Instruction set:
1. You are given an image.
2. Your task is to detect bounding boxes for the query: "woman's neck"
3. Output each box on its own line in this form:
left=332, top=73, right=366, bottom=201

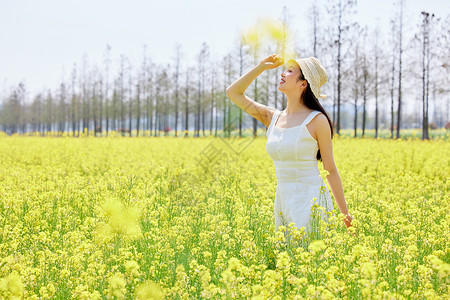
left=283, top=93, right=309, bottom=115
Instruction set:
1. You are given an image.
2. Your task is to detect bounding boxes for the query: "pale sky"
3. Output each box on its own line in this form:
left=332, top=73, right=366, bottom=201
left=0, top=0, right=449, bottom=95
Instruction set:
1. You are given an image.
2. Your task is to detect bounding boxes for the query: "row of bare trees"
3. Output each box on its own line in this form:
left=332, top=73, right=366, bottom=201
left=1, top=0, right=449, bottom=139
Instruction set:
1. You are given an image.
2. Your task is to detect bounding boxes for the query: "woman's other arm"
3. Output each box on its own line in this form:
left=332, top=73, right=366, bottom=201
left=315, top=114, right=353, bottom=228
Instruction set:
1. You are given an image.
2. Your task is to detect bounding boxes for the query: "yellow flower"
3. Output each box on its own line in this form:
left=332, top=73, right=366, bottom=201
left=260, top=18, right=286, bottom=42
left=241, top=17, right=296, bottom=59
left=107, top=273, right=126, bottom=299
left=320, top=169, right=330, bottom=179
left=298, top=277, right=308, bottom=285
left=276, top=251, right=290, bottom=271
left=203, top=251, right=212, bottom=259
left=351, top=244, right=363, bottom=257
left=305, top=284, right=317, bottom=297
left=227, top=257, right=241, bottom=271
left=136, top=280, right=164, bottom=300
left=324, top=266, right=339, bottom=280
left=361, top=262, right=377, bottom=280
left=274, top=230, right=286, bottom=243
left=300, top=252, right=311, bottom=263
left=242, top=27, right=261, bottom=50
left=124, top=260, right=140, bottom=277
left=309, top=240, right=327, bottom=255
left=95, top=199, right=142, bottom=243
left=406, top=244, right=419, bottom=257
left=0, top=271, right=24, bottom=298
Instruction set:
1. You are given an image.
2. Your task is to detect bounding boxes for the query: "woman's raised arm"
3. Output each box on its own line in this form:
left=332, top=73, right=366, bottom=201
left=226, top=54, right=284, bottom=127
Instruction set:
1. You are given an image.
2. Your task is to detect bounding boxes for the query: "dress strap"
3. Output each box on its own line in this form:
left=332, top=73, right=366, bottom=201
left=301, top=111, right=321, bottom=127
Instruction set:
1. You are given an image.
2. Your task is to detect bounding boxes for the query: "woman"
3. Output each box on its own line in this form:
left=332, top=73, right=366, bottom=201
left=226, top=54, right=353, bottom=238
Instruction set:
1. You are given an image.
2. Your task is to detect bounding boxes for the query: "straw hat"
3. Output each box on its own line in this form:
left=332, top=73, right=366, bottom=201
left=292, top=57, right=328, bottom=100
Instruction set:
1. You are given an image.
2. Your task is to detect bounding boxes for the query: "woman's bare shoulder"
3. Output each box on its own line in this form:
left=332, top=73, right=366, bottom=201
left=313, top=112, right=332, bottom=134
left=314, top=111, right=329, bottom=123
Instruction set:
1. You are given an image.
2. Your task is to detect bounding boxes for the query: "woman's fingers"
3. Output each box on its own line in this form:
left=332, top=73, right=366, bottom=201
left=275, top=57, right=284, bottom=66
left=344, top=215, right=357, bottom=236
left=267, top=56, right=284, bottom=68
left=343, top=215, right=353, bottom=228
left=259, top=54, right=284, bottom=70
left=267, top=54, right=282, bottom=62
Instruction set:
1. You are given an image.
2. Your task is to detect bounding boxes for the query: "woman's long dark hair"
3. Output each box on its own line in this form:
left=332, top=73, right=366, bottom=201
left=299, top=73, right=334, bottom=161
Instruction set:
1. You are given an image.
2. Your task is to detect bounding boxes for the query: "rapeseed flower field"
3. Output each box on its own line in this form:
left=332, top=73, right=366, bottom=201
left=0, top=133, right=448, bottom=299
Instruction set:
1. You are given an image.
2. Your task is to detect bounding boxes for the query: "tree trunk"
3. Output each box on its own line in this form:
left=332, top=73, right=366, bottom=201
left=396, top=0, right=404, bottom=139
left=374, top=31, right=379, bottom=138
left=185, top=69, right=189, bottom=138
left=362, top=59, right=368, bottom=138
left=174, top=46, right=181, bottom=137
left=136, top=83, right=141, bottom=137
left=336, top=0, right=343, bottom=135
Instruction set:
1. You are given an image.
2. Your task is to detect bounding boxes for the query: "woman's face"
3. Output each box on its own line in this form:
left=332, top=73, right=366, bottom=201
left=277, top=61, right=305, bottom=93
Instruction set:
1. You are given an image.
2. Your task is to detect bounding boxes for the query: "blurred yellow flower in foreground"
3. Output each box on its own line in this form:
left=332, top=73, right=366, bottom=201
left=94, top=198, right=142, bottom=244
left=136, top=280, right=164, bottom=300
left=0, top=271, right=24, bottom=299
left=309, top=240, right=327, bottom=255
left=242, top=27, right=260, bottom=51
left=107, top=273, right=126, bottom=300
left=241, top=17, right=296, bottom=61
left=124, top=260, right=140, bottom=277
left=260, top=17, right=285, bottom=42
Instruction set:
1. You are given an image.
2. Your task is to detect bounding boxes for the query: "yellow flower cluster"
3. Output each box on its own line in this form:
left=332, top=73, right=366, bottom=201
left=241, top=17, right=296, bottom=61
left=94, top=198, right=143, bottom=244
left=0, top=135, right=448, bottom=299
left=0, top=271, right=24, bottom=299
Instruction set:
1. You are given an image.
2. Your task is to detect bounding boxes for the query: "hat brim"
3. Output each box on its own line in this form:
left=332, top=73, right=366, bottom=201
left=286, top=58, right=306, bottom=78
left=286, top=58, right=300, bottom=68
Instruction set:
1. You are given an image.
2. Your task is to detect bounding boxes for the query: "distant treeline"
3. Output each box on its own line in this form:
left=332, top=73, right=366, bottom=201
left=1, top=0, right=449, bottom=140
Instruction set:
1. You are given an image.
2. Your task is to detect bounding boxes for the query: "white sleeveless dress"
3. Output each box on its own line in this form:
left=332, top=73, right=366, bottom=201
left=266, top=109, right=334, bottom=235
